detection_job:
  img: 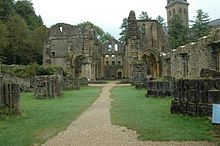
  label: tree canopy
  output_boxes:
[168,14,189,49]
[190,9,210,41]
[138,11,151,20]
[78,21,114,44]
[0,0,47,65]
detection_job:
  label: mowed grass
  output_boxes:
[111,86,217,141]
[0,86,101,146]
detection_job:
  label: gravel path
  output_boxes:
[43,81,216,146]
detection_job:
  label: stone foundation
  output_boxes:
[171,79,220,117]
[145,78,175,98]
[34,75,62,99]
[0,75,20,115]
[61,76,80,90]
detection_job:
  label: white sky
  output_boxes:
[31,0,220,39]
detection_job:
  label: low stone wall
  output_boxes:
[34,75,62,99]
[171,79,220,117]
[0,75,20,115]
[61,76,80,90]
[145,79,174,98]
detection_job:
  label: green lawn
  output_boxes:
[111,86,217,142]
[0,87,101,146]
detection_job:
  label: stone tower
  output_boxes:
[166,0,189,27]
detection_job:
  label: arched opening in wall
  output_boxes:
[74,55,84,78]
[117,69,123,79]
[142,52,160,78]
[114,44,119,51]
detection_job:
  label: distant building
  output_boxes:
[166,0,189,27]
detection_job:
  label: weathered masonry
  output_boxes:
[171,28,220,79]
[34,75,62,99]
[126,10,170,80]
[0,75,20,115]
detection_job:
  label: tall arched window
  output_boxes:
[114,44,119,51]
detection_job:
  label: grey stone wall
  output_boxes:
[171,28,220,79]
[171,78,220,117]
[34,75,61,99]
[0,75,20,115]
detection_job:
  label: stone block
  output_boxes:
[214,78,220,90]
[208,90,220,104]
[188,89,197,103]
[170,100,180,114]
[180,102,188,115]
[188,79,199,89]
[203,79,215,90]
[187,102,197,116]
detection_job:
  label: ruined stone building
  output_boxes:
[43,15,169,81]
[43,23,98,80]
[43,23,126,80]
[125,11,170,79]
[43,0,220,81]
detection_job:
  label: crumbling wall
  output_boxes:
[34,75,61,99]
[145,78,175,97]
[171,28,220,79]
[0,75,20,115]
[171,78,220,117]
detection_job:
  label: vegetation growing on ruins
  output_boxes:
[0,87,101,146]
[1,63,61,77]
[111,86,217,141]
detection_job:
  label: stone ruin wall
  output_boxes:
[34,75,61,99]
[171,78,220,117]
[0,75,20,115]
[171,28,220,79]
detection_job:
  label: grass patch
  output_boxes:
[0,86,101,146]
[111,86,217,142]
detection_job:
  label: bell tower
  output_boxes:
[166,0,189,27]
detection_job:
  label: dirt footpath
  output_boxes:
[43,81,216,146]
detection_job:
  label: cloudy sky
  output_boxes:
[31,0,220,39]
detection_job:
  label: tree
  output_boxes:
[0,0,15,22]
[168,15,188,49]
[190,9,210,41]
[78,21,114,44]
[138,11,151,20]
[15,0,43,30]
[156,15,166,27]
[119,18,128,44]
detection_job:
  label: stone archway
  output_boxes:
[142,50,160,78]
[117,69,123,79]
[74,55,83,78]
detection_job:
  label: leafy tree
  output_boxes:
[190,9,210,41]
[138,11,151,20]
[0,21,9,51]
[0,0,15,22]
[78,21,113,44]
[15,0,43,30]
[168,15,188,49]
[5,13,30,64]
[119,18,128,44]
[156,15,166,27]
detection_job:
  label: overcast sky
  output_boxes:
[31,0,220,39]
